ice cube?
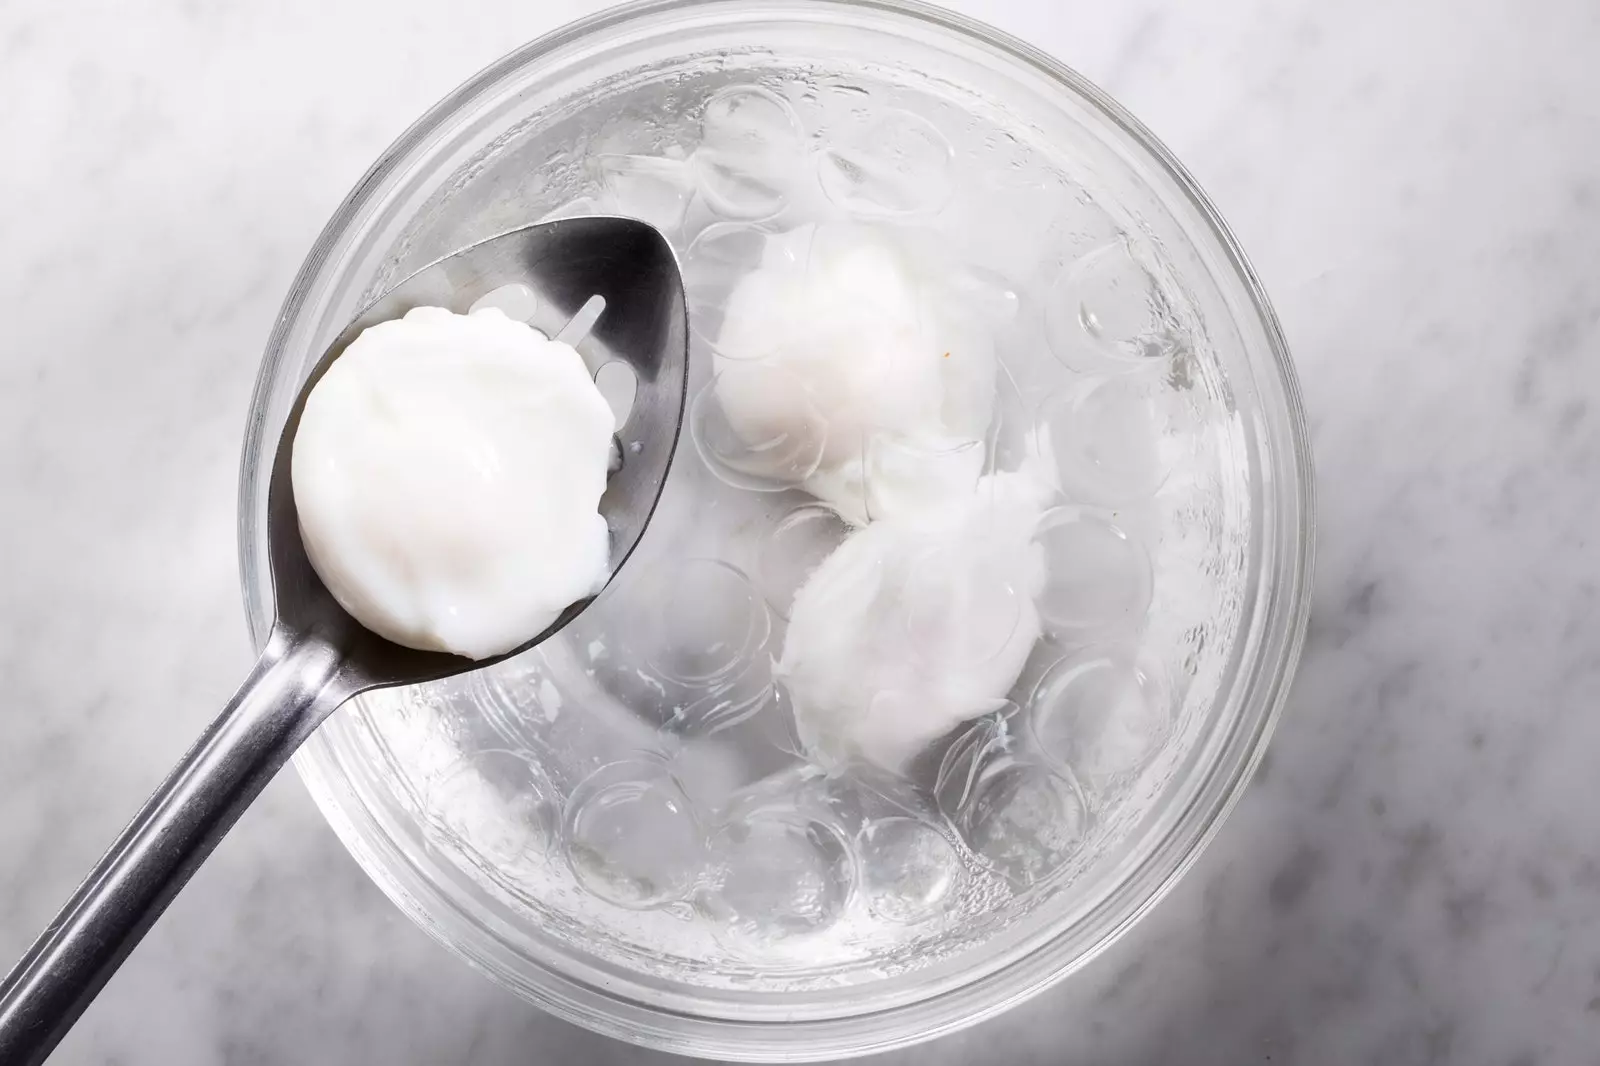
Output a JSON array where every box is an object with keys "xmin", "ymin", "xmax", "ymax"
[{"xmin": 694, "ymin": 85, "xmax": 807, "ymax": 221}]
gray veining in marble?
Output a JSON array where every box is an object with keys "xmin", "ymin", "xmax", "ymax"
[{"xmin": 3, "ymin": 0, "xmax": 1599, "ymax": 1063}]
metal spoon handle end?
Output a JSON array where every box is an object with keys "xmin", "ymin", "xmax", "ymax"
[{"xmin": 0, "ymin": 629, "xmax": 348, "ymax": 1065}]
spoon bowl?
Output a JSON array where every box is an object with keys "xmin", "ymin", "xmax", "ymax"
[{"xmin": 272, "ymin": 215, "xmax": 687, "ymax": 691}]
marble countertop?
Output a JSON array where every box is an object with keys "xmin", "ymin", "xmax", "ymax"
[{"xmin": 3, "ymin": 0, "xmax": 1597, "ymax": 1062}]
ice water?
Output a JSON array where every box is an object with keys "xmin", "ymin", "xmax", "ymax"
[{"xmin": 346, "ymin": 59, "xmax": 1248, "ymax": 987}]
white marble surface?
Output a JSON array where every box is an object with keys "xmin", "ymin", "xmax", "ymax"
[{"xmin": 2, "ymin": 0, "xmax": 1598, "ymax": 1062}]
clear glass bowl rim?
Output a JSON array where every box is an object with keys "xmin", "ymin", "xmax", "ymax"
[{"xmin": 236, "ymin": 0, "xmax": 1316, "ymax": 1058}]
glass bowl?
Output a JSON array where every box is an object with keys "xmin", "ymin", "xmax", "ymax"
[{"xmin": 237, "ymin": 0, "xmax": 1313, "ymax": 1059}]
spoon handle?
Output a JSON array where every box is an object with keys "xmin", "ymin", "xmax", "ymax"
[{"xmin": 0, "ymin": 627, "xmax": 350, "ymax": 1065}]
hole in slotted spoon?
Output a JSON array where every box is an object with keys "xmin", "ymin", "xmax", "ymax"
[
  {"xmin": 595, "ymin": 361, "xmax": 639, "ymax": 430},
  {"xmin": 469, "ymin": 283, "xmax": 539, "ymax": 321},
  {"xmin": 556, "ymin": 294, "xmax": 607, "ymax": 346}
]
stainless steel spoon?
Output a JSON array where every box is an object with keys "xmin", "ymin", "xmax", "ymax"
[{"xmin": 0, "ymin": 216, "xmax": 688, "ymax": 1065}]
